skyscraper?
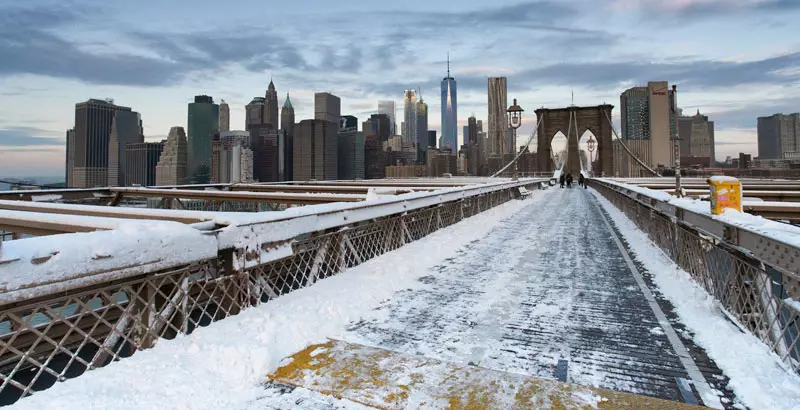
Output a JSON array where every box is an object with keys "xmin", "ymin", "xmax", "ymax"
[
  {"xmin": 338, "ymin": 115, "xmax": 365, "ymax": 180},
  {"xmin": 187, "ymin": 95, "xmax": 219, "ymax": 183},
  {"xmin": 66, "ymin": 129, "xmax": 75, "ymax": 187},
  {"xmin": 440, "ymin": 55, "xmax": 458, "ymax": 151},
  {"xmin": 315, "ymin": 92, "xmax": 341, "ymax": 124},
  {"xmin": 70, "ymin": 99, "xmax": 135, "ymax": 188},
  {"xmin": 403, "ymin": 90, "xmax": 417, "ymax": 150},
  {"xmin": 488, "ymin": 77, "xmax": 508, "ymax": 155},
  {"xmin": 758, "ymin": 113, "xmax": 800, "ymax": 159},
  {"xmin": 281, "ymin": 93, "xmax": 295, "ymax": 181},
  {"xmin": 378, "ymin": 100, "xmax": 397, "ymax": 135},
  {"xmin": 427, "ymin": 130, "xmax": 437, "ymax": 150},
  {"xmin": 416, "ymin": 96, "xmax": 428, "ymax": 164},
  {"xmin": 107, "ymin": 110, "xmax": 143, "ymax": 187},
  {"xmin": 679, "ymin": 110, "xmax": 715, "ymax": 163},
  {"xmin": 264, "ymin": 79, "xmax": 279, "ymax": 129},
  {"xmin": 363, "ymin": 114, "xmax": 391, "ymax": 179},
  {"xmin": 619, "ymin": 81, "xmax": 676, "ymax": 176},
  {"xmin": 155, "ymin": 126, "xmax": 188, "ymax": 186},
  {"xmin": 219, "ymin": 99, "xmax": 230, "ymax": 132},
  {"xmin": 245, "ymin": 97, "xmax": 265, "ymax": 131},
  {"xmin": 293, "ymin": 119, "xmax": 338, "ymax": 180},
  {"xmin": 125, "ymin": 142, "xmax": 163, "ymax": 186},
  {"xmin": 467, "ymin": 115, "xmax": 478, "ymax": 146}
]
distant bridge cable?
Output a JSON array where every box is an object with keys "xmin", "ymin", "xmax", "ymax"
[
  {"xmin": 602, "ymin": 108, "xmax": 660, "ymax": 177},
  {"xmin": 490, "ymin": 114, "xmax": 544, "ymax": 178}
]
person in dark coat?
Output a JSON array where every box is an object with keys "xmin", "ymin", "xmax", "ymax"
[
  {"xmin": 559, "ymin": 174, "xmax": 565, "ymax": 188},
  {"xmin": 578, "ymin": 173, "xmax": 585, "ymax": 188},
  {"xmin": 566, "ymin": 173, "xmax": 573, "ymax": 188}
]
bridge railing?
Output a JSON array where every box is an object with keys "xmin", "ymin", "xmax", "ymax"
[
  {"xmin": 588, "ymin": 178, "xmax": 800, "ymax": 375},
  {"xmin": 0, "ymin": 178, "xmax": 547, "ymax": 405}
]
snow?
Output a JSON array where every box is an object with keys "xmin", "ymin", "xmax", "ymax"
[
  {"xmin": 31, "ymin": 194, "xmax": 63, "ymax": 202},
  {"xmin": 591, "ymin": 188, "xmax": 800, "ymax": 410},
  {"xmin": 0, "ymin": 220, "xmax": 217, "ymax": 304},
  {"xmin": 600, "ymin": 179, "xmax": 800, "ymax": 248},
  {"xmin": 708, "ymin": 176, "xmax": 741, "ymax": 183},
  {"xmin": 8, "ymin": 190, "xmax": 538, "ymax": 410}
]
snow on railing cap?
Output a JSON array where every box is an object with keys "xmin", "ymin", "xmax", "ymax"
[{"xmin": 708, "ymin": 176, "xmax": 740, "ymax": 183}]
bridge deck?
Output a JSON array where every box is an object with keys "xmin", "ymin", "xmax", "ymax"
[{"xmin": 257, "ymin": 188, "xmax": 740, "ymax": 409}]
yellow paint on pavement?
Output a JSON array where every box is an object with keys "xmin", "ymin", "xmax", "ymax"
[{"xmin": 269, "ymin": 340, "xmax": 707, "ymax": 409}]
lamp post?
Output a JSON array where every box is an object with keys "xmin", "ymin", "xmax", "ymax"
[
  {"xmin": 586, "ymin": 136, "xmax": 596, "ymax": 178},
  {"xmin": 507, "ymin": 98, "xmax": 524, "ymax": 179}
]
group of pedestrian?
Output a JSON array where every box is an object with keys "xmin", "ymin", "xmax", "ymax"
[{"xmin": 559, "ymin": 173, "xmax": 587, "ymax": 189}]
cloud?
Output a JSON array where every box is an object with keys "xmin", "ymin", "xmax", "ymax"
[
  {"xmin": 511, "ymin": 52, "xmax": 800, "ymax": 90},
  {"xmin": 615, "ymin": 0, "xmax": 800, "ymax": 20},
  {"xmin": 0, "ymin": 127, "xmax": 64, "ymax": 147}
]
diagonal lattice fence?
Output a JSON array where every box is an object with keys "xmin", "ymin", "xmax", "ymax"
[
  {"xmin": 0, "ymin": 182, "xmax": 540, "ymax": 405},
  {"xmin": 590, "ymin": 180, "xmax": 800, "ymax": 376}
]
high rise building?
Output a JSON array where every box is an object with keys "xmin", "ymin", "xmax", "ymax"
[
  {"xmin": 155, "ymin": 126, "xmax": 188, "ymax": 186},
  {"xmin": 378, "ymin": 100, "xmax": 397, "ymax": 135},
  {"xmin": 187, "ymin": 95, "xmax": 219, "ymax": 183},
  {"xmin": 219, "ymin": 99, "xmax": 230, "ymax": 132},
  {"xmin": 758, "ymin": 113, "xmax": 800, "ymax": 159},
  {"xmin": 245, "ymin": 97, "xmax": 266, "ymax": 131},
  {"xmin": 212, "ymin": 136, "xmax": 253, "ymax": 183},
  {"xmin": 440, "ymin": 55, "xmax": 458, "ymax": 151},
  {"xmin": 315, "ymin": 92, "xmax": 341, "ymax": 124},
  {"xmin": 416, "ymin": 96, "xmax": 428, "ymax": 164},
  {"xmin": 363, "ymin": 114, "xmax": 391, "ymax": 179},
  {"xmin": 488, "ymin": 77, "xmax": 508, "ymax": 155},
  {"xmin": 250, "ymin": 124, "xmax": 280, "ymax": 182},
  {"xmin": 65, "ymin": 129, "xmax": 75, "ymax": 187},
  {"xmin": 679, "ymin": 110, "xmax": 716, "ymax": 163},
  {"xmin": 427, "ymin": 130, "xmax": 437, "ymax": 150},
  {"xmin": 293, "ymin": 119, "xmax": 338, "ymax": 181},
  {"xmin": 619, "ymin": 81, "xmax": 676, "ymax": 176},
  {"xmin": 125, "ymin": 142, "xmax": 163, "ymax": 186},
  {"xmin": 467, "ymin": 115, "xmax": 478, "ymax": 146},
  {"xmin": 403, "ymin": 90, "xmax": 417, "ymax": 152},
  {"xmin": 264, "ymin": 79, "xmax": 279, "ymax": 129},
  {"xmin": 70, "ymin": 99, "xmax": 135, "ymax": 188},
  {"xmin": 338, "ymin": 115, "xmax": 365, "ymax": 180},
  {"xmin": 107, "ymin": 110, "xmax": 143, "ymax": 187},
  {"xmin": 280, "ymin": 93, "xmax": 295, "ymax": 181}
]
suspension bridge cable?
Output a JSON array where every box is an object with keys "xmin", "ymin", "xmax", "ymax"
[
  {"xmin": 602, "ymin": 108, "xmax": 660, "ymax": 177},
  {"xmin": 490, "ymin": 114, "xmax": 545, "ymax": 178}
]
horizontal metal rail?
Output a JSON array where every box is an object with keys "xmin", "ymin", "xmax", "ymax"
[
  {"xmin": 588, "ymin": 178, "xmax": 800, "ymax": 375},
  {"xmin": 0, "ymin": 179, "xmax": 545, "ymax": 405}
]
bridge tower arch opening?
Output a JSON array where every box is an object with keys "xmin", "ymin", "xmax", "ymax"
[
  {"xmin": 536, "ymin": 105, "xmax": 614, "ymax": 176},
  {"xmin": 550, "ymin": 131, "xmax": 568, "ymax": 171}
]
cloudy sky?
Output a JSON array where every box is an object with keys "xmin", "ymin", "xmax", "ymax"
[{"xmin": 1, "ymin": 0, "xmax": 799, "ymax": 178}]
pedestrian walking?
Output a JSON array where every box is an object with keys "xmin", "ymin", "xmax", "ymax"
[{"xmin": 559, "ymin": 174, "xmax": 565, "ymax": 188}]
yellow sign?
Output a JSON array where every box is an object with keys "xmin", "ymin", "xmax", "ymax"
[{"xmin": 708, "ymin": 177, "xmax": 742, "ymax": 215}]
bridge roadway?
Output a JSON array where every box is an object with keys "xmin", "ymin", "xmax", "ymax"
[{"xmin": 256, "ymin": 187, "xmax": 740, "ymax": 409}]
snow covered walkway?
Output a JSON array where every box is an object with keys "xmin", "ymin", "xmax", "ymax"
[{"xmin": 339, "ymin": 187, "xmax": 730, "ymax": 406}]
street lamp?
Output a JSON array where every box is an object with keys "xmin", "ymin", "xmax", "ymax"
[
  {"xmin": 586, "ymin": 136, "xmax": 596, "ymax": 177},
  {"xmin": 507, "ymin": 98, "xmax": 524, "ymax": 179}
]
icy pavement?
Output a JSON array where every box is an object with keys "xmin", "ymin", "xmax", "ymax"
[{"xmin": 342, "ymin": 187, "xmax": 736, "ymax": 408}]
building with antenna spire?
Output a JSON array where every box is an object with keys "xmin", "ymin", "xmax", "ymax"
[{"xmin": 440, "ymin": 53, "xmax": 458, "ymax": 151}]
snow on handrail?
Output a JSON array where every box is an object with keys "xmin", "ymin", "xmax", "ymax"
[
  {"xmin": 593, "ymin": 178, "xmax": 800, "ymax": 277},
  {"xmin": 0, "ymin": 178, "xmax": 546, "ymax": 305}
]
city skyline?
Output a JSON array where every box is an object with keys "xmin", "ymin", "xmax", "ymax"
[{"xmin": 1, "ymin": 0, "xmax": 800, "ymax": 176}]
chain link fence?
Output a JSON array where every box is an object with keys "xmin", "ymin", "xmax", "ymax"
[
  {"xmin": 590, "ymin": 181, "xmax": 800, "ymax": 376},
  {"xmin": 0, "ymin": 183, "xmax": 537, "ymax": 405}
]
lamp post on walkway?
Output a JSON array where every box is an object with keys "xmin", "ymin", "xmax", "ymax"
[
  {"xmin": 507, "ymin": 98, "xmax": 524, "ymax": 180},
  {"xmin": 587, "ymin": 136, "xmax": 596, "ymax": 178}
]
